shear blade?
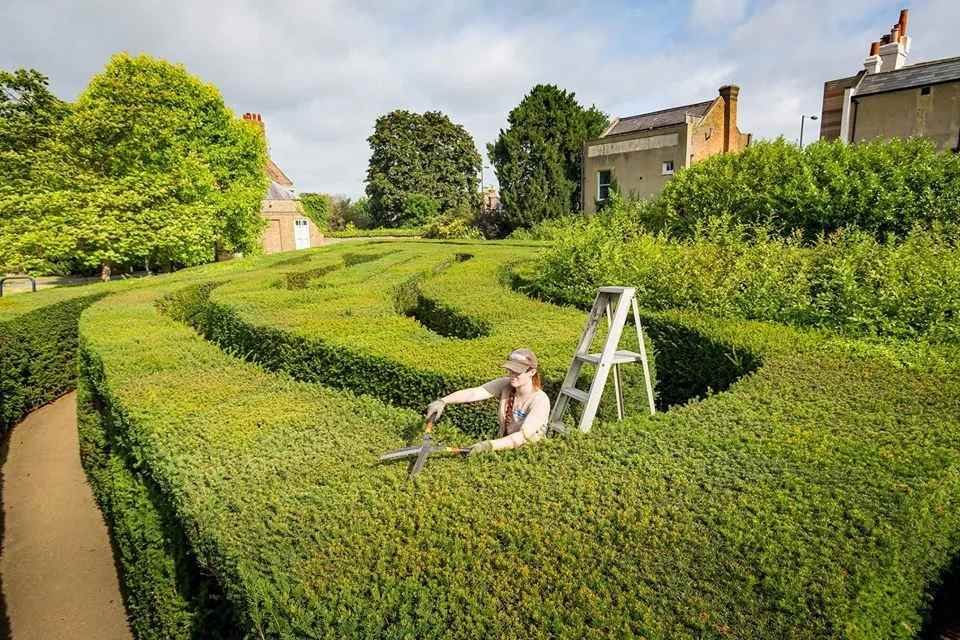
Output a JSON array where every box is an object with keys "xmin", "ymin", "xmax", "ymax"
[{"xmin": 378, "ymin": 445, "xmax": 423, "ymax": 461}]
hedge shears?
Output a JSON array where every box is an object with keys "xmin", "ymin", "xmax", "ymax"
[{"xmin": 378, "ymin": 417, "xmax": 469, "ymax": 479}]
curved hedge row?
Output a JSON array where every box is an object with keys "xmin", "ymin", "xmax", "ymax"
[
  {"xmin": 4, "ymin": 240, "xmax": 960, "ymax": 638},
  {"xmin": 184, "ymin": 242, "xmax": 656, "ymax": 434},
  {"xmin": 64, "ymin": 241, "xmax": 960, "ymax": 638}
]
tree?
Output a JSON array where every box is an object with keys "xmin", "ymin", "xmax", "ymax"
[
  {"xmin": 0, "ymin": 69, "xmax": 70, "ymax": 156},
  {"xmin": 487, "ymin": 84, "xmax": 607, "ymax": 234},
  {"xmin": 365, "ymin": 110, "xmax": 481, "ymax": 227},
  {"xmin": 0, "ymin": 54, "xmax": 268, "ymax": 278},
  {"xmin": 299, "ymin": 192, "xmax": 332, "ymax": 229}
]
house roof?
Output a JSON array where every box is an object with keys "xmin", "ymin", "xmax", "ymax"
[
  {"xmin": 266, "ymin": 158, "xmax": 294, "ymax": 187},
  {"xmin": 604, "ymin": 100, "xmax": 715, "ymax": 136},
  {"xmin": 856, "ymin": 55, "xmax": 960, "ymax": 96}
]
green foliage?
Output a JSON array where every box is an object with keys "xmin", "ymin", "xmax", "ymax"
[
  {"xmin": 422, "ymin": 204, "xmax": 484, "ymax": 240},
  {"xmin": 327, "ymin": 226, "xmax": 422, "ymax": 238},
  {"xmin": 5, "ymin": 241, "xmax": 960, "ymax": 638},
  {"xmin": 0, "ymin": 54, "xmax": 268, "ymax": 276},
  {"xmin": 653, "ymin": 137, "xmax": 960, "ymax": 241},
  {"xmin": 401, "ymin": 192, "xmax": 440, "ymax": 226},
  {"xmin": 0, "ymin": 68, "xmax": 70, "ymax": 157},
  {"xmin": 366, "ymin": 110, "xmax": 481, "ymax": 227},
  {"xmin": 298, "ymin": 192, "xmax": 331, "ymax": 229},
  {"xmin": 525, "ymin": 198, "xmax": 960, "ymax": 341},
  {"xmin": 0, "ymin": 293, "xmax": 103, "ymax": 435},
  {"xmin": 487, "ymin": 84, "xmax": 607, "ymax": 234}
]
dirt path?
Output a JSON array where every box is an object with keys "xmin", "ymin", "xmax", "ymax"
[{"xmin": 1, "ymin": 392, "xmax": 132, "ymax": 640}]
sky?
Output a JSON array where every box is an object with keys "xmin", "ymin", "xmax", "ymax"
[{"xmin": 3, "ymin": 0, "xmax": 958, "ymax": 198}]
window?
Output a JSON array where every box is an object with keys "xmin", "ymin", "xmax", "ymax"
[
  {"xmin": 662, "ymin": 160, "xmax": 675, "ymax": 175},
  {"xmin": 921, "ymin": 86, "xmax": 932, "ymax": 95},
  {"xmin": 597, "ymin": 170, "xmax": 612, "ymax": 201}
]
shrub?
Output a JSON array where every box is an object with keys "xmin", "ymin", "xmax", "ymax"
[
  {"xmin": 653, "ymin": 137, "xmax": 960, "ymax": 242},
  {"xmin": 527, "ymin": 200, "xmax": 960, "ymax": 341}
]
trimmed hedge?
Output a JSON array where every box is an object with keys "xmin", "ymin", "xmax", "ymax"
[
  {"xmin": 5, "ymin": 240, "xmax": 960, "ymax": 638},
  {"xmin": 327, "ymin": 227, "xmax": 424, "ymax": 238},
  {"xmin": 186, "ymin": 242, "xmax": 657, "ymax": 434},
  {"xmin": 66, "ymin": 241, "xmax": 960, "ymax": 638},
  {"xmin": 0, "ymin": 293, "xmax": 104, "ymax": 434}
]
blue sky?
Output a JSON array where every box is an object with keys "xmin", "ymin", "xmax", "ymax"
[{"xmin": 2, "ymin": 0, "xmax": 958, "ymax": 197}]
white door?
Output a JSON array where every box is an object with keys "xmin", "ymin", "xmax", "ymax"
[{"xmin": 294, "ymin": 218, "xmax": 311, "ymax": 250}]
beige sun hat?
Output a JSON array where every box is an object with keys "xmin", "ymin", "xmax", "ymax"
[{"xmin": 502, "ymin": 348, "xmax": 538, "ymax": 373}]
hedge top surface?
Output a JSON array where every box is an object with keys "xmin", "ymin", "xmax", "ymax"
[
  {"xmin": 76, "ymin": 241, "xmax": 960, "ymax": 639},
  {"xmin": 207, "ymin": 241, "xmax": 600, "ymax": 383},
  {"xmin": 0, "ymin": 248, "xmax": 329, "ymax": 320}
]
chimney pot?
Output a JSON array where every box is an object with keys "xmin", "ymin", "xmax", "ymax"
[
  {"xmin": 899, "ymin": 9, "xmax": 909, "ymax": 37},
  {"xmin": 869, "ymin": 41, "xmax": 879, "ymax": 56}
]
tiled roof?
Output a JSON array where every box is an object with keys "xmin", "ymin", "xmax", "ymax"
[
  {"xmin": 857, "ymin": 56, "xmax": 960, "ymax": 96},
  {"xmin": 605, "ymin": 100, "xmax": 715, "ymax": 136},
  {"xmin": 266, "ymin": 158, "xmax": 294, "ymax": 187}
]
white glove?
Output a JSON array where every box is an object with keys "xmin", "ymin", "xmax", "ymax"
[{"xmin": 425, "ymin": 399, "xmax": 446, "ymax": 421}]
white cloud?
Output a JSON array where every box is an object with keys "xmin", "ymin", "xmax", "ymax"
[{"xmin": 689, "ymin": 0, "xmax": 749, "ymax": 31}]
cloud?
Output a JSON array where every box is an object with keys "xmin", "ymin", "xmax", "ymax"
[
  {"xmin": 689, "ymin": 0, "xmax": 749, "ymax": 31},
  {"xmin": 1, "ymin": 1, "xmax": 956, "ymax": 197}
]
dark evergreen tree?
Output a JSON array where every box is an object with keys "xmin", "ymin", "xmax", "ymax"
[{"xmin": 487, "ymin": 84, "xmax": 607, "ymax": 234}]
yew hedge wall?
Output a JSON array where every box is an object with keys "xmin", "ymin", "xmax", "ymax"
[{"xmin": 3, "ymin": 240, "xmax": 960, "ymax": 639}]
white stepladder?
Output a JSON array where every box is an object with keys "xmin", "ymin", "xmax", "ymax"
[{"xmin": 548, "ymin": 286, "xmax": 656, "ymax": 434}]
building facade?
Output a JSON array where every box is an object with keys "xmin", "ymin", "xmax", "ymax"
[
  {"xmin": 581, "ymin": 85, "xmax": 751, "ymax": 214},
  {"xmin": 241, "ymin": 113, "xmax": 323, "ymax": 254},
  {"xmin": 820, "ymin": 9, "xmax": 960, "ymax": 152}
]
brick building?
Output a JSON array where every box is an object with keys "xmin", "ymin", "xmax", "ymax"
[
  {"xmin": 581, "ymin": 85, "xmax": 751, "ymax": 213},
  {"xmin": 820, "ymin": 9, "xmax": 960, "ymax": 152},
  {"xmin": 241, "ymin": 113, "xmax": 323, "ymax": 254}
]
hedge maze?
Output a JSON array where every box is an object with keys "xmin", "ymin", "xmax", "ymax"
[{"xmin": 2, "ymin": 240, "xmax": 959, "ymax": 639}]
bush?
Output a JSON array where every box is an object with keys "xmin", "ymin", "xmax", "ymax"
[
  {"xmin": 652, "ymin": 137, "xmax": 960, "ymax": 242},
  {"xmin": 527, "ymin": 199, "xmax": 960, "ymax": 341}
]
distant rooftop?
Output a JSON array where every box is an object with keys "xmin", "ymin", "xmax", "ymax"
[
  {"xmin": 856, "ymin": 55, "xmax": 960, "ymax": 96},
  {"xmin": 604, "ymin": 100, "xmax": 715, "ymax": 136}
]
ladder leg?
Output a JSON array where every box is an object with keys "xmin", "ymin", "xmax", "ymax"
[
  {"xmin": 605, "ymin": 299, "xmax": 624, "ymax": 420},
  {"xmin": 612, "ymin": 363, "xmax": 624, "ymax": 420},
  {"xmin": 631, "ymin": 297, "xmax": 656, "ymax": 415}
]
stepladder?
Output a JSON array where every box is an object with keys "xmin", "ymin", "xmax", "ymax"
[{"xmin": 549, "ymin": 287, "xmax": 656, "ymax": 434}]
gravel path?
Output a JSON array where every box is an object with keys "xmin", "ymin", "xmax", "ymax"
[{"xmin": 1, "ymin": 392, "xmax": 132, "ymax": 640}]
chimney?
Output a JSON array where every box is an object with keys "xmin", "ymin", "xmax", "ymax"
[
  {"xmin": 864, "ymin": 41, "xmax": 882, "ymax": 74},
  {"xmin": 242, "ymin": 112, "xmax": 266, "ymax": 135},
  {"xmin": 718, "ymin": 85, "xmax": 740, "ymax": 153},
  {"xmin": 878, "ymin": 9, "xmax": 910, "ymax": 71}
]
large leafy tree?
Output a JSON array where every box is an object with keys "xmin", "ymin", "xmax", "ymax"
[
  {"xmin": 0, "ymin": 69, "xmax": 70, "ymax": 156},
  {"xmin": 0, "ymin": 54, "xmax": 267, "ymax": 278},
  {"xmin": 365, "ymin": 110, "xmax": 481, "ymax": 227},
  {"xmin": 487, "ymin": 84, "xmax": 607, "ymax": 233}
]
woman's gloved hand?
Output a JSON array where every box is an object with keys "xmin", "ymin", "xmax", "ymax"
[
  {"xmin": 425, "ymin": 399, "xmax": 446, "ymax": 421},
  {"xmin": 468, "ymin": 440, "xmax": 495, "ymax": 456}
]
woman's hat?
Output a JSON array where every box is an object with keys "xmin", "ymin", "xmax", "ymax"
[{"xmin": 503, "ymin": 348, "xmax": 538, "ymax": 373}]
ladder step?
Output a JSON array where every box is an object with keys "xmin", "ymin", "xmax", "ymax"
[
  {"xmin": 560, "ymin": 387, "xmax": 588, "ymax": 403},
  {"xmin": 548, "ymin": 421, "xmax": 568, "ymax": 435},
  {"xmin": 598, "ymin": 286, "xmax": 635, "ymax": 294},
  {"xmin": 575, "ymin": 349, "xmax": 644, "ymax": 365}
]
